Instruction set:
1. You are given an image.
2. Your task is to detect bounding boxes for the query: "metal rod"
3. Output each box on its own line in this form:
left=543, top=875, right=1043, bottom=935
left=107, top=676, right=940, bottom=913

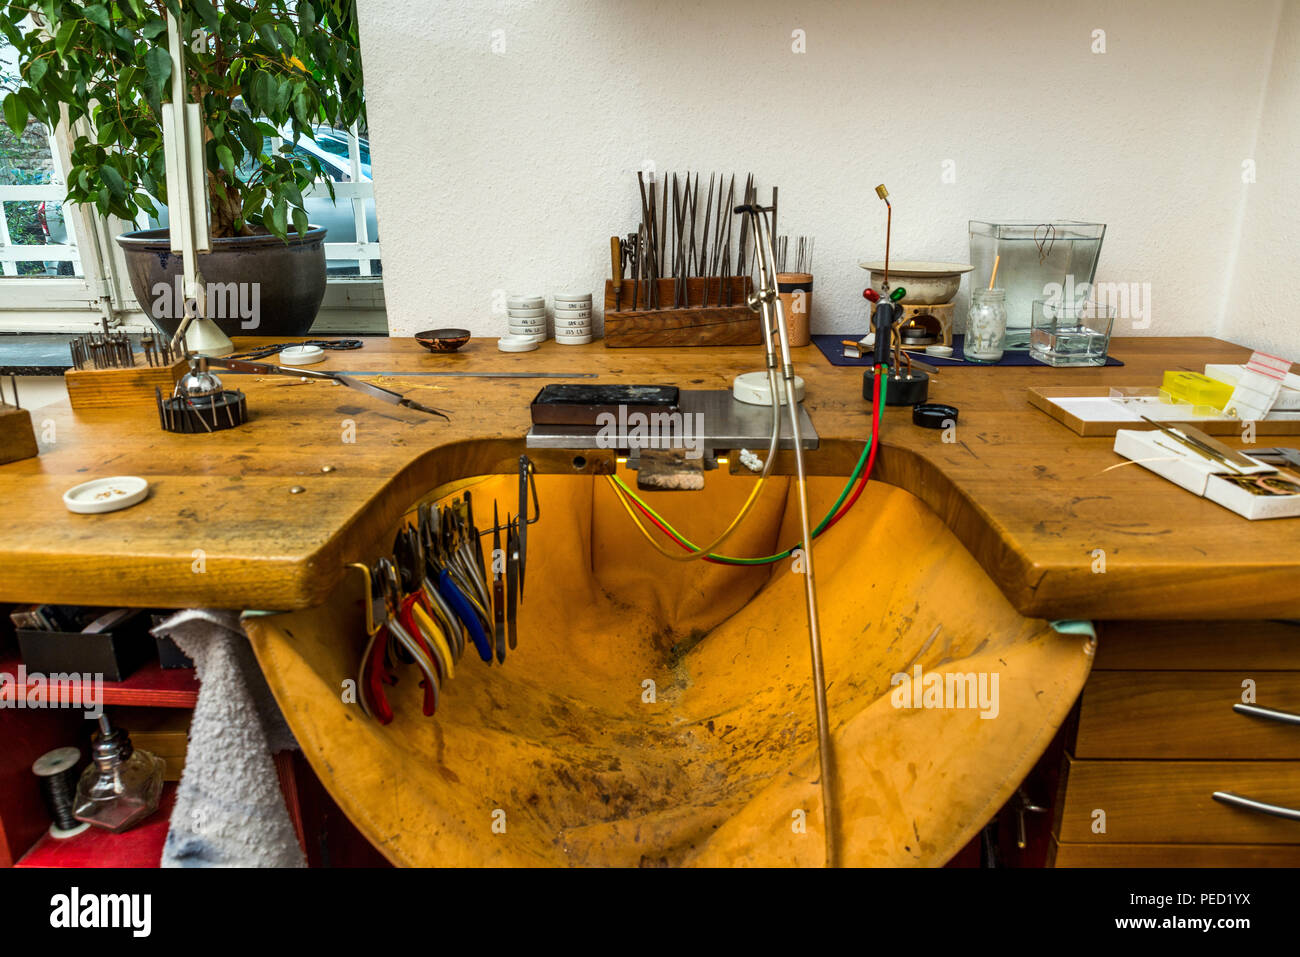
left=741, top=201, right=837, bottom=868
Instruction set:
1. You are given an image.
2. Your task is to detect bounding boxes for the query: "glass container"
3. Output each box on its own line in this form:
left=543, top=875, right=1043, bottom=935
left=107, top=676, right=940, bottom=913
left=969, top=221, right=1106, bottom=350
left=73, top=716, right=164, bottom=833
left=964, top=289, right=1007, bottom=363
left=1029, top=299, right=1115, bottom=367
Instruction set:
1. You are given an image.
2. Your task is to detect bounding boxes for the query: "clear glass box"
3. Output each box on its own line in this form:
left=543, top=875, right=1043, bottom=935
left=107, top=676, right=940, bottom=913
left=969, top=221, right=1106, bottom=350
left=1030, top=299, right=1115, bottom=367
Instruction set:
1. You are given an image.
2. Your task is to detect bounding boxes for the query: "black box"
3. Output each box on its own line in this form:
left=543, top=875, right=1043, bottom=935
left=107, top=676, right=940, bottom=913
left=153, top=635, right=194, bottom=670
left=16, top=610, right=154, bottom=682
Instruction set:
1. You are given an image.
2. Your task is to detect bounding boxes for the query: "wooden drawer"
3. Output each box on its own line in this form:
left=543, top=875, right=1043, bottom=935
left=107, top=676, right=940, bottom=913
left=1095, top=620, right=1300, bottom=671
left=1051, top=839, right=1300, bottom=867
left=1058, top=758, right=1300, bottom=844
left=1076, top=671, right=1300, bottom=759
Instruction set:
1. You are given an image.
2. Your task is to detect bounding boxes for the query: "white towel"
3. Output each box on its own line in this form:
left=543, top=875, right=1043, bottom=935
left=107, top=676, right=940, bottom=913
left=152, top=609, right=305, bottom=868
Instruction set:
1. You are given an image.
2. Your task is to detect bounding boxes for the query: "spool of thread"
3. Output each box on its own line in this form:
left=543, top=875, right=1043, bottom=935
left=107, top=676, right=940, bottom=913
left=32, top=746, right=89, bottom=838
left=777, top=272, right=813, bottom=347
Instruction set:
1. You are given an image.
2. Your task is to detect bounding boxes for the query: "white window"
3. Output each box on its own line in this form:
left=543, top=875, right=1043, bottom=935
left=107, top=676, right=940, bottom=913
left=0, top=31, right=385, bottom=334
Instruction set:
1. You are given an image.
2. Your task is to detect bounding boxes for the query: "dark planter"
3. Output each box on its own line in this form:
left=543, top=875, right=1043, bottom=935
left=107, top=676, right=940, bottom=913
left=116, top=226, right=328, bottom=338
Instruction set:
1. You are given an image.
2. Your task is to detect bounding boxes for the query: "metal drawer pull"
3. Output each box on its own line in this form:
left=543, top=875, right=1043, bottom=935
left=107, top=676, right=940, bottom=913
left=1233, top=703, right=1300, bottom=727
left=1212, top=791, right=1300, bottom=822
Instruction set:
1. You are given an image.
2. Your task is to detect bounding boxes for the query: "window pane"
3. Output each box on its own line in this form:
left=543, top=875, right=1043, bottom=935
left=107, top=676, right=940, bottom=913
left=0, top=38, right=78, bottom=278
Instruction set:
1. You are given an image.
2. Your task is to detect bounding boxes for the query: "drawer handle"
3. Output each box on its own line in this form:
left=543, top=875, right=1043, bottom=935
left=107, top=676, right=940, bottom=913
left=1212, top=791, right=1300, bottom=822
left=1233, top=703, right=1300, bottom=727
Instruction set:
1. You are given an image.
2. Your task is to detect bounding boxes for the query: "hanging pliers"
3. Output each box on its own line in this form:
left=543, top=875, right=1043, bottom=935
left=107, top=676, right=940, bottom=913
left=376, top=558, right=441, bottom=717
left=425, top=504, right=494, bottom=663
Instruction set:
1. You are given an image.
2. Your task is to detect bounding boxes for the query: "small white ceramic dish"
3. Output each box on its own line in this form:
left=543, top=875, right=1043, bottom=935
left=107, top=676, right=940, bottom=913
left=280, top=345, right=326, bottom=365
left=63, top=476, right=149, bottom=514
left=732, top=371, right=805, bottom=406
left=497, top=335, right=540, bottom=353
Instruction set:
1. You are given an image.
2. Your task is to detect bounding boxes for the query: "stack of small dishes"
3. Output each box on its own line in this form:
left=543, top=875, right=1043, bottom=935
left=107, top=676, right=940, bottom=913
left=552, top=292, right=593, bottom=344
left=507, top=294, right=547, bottom=343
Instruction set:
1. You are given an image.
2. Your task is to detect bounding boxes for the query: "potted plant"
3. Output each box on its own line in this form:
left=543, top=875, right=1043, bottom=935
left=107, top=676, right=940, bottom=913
left=1, top=0, right=365, bottom=336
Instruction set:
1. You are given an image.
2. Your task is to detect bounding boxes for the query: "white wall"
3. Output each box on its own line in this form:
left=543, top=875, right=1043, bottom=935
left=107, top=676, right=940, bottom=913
left=358, top=0, right=1288, bottom=346
left=1222, top=0, right=1299, bottom=358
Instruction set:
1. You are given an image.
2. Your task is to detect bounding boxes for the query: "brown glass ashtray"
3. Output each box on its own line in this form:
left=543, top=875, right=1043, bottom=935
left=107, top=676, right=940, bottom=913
left=414, top=328, right=471, bottom=353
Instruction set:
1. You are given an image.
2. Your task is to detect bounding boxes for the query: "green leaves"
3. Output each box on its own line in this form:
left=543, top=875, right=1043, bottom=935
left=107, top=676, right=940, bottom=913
left=190, top=0, right=222, bottom=34
left=143, top=45, right=172, bottom=90
left=83, top=5, right=112, bottom=31
left=216, top=143, right=236, bottom=172
left=2, top=93, right=29, bottom=135
left=0, top=0, right=367, bottom=240
left=54, top=19, right=78, bottom=61
left=100, top=164, right=126, bottom=200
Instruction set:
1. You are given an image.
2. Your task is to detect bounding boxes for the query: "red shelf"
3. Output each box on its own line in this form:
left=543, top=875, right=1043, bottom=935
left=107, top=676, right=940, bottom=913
left=0, top=655, right=198, bottom=708
left=15, top=784, right=176, bottom=868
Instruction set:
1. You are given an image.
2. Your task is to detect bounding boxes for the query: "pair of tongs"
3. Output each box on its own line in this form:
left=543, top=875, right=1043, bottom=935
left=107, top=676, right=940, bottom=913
left=199, top=355, right=451, bottom=420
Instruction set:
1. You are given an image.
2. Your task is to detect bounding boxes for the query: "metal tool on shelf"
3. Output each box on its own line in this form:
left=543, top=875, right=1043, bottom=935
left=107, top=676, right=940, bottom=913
left=197, top=355, right=451, bottom=420
left=70, top=320, right=179, bottom=371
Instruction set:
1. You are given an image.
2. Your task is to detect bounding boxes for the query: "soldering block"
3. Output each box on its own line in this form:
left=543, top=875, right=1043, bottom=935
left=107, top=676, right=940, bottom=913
left=0, top=404, right=38, bottom=463
left=65, top=355, right=187, bottom=411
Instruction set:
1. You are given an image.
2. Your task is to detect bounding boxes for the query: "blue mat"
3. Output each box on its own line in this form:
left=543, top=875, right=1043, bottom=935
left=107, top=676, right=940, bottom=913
left=811, top=334, right=1123, bottom=368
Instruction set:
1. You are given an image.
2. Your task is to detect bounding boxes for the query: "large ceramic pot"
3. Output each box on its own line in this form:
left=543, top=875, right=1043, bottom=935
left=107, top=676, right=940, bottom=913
left=116, top=226, right=328, bottom=338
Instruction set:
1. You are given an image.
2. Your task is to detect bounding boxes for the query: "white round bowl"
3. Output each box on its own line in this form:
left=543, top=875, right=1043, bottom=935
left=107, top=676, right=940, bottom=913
left=858, top=260, right=973, bottom=305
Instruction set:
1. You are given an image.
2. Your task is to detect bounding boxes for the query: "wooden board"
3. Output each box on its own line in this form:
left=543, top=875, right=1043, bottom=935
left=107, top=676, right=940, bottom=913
left=603, top=277, right=758, bottom=346
left=0, top=335, right=1298, bottom=619
left=64, top=355, right=186, bottom=411
left=1028, top=385, right=1300, bottom=437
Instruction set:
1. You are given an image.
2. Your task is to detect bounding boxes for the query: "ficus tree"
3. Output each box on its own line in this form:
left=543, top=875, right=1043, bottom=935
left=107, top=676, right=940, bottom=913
left=0, top=0, right=365, bottom=240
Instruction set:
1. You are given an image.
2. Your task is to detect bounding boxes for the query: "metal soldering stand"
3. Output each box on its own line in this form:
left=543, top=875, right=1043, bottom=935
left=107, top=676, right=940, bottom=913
left=738, top=202, right=837, bottom=868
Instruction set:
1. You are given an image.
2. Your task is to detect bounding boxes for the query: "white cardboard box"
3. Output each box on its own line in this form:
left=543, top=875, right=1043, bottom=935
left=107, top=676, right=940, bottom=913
left=1113, top=428, right=1300, bottom=520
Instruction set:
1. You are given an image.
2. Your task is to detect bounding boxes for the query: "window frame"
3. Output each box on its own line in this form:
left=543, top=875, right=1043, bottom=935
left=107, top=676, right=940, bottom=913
left=2, top=113, right=384, bottom=332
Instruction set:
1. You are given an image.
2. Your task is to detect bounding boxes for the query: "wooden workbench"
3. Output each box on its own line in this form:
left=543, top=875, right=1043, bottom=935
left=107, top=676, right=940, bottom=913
left=0, top=335, right=1295, bottom=620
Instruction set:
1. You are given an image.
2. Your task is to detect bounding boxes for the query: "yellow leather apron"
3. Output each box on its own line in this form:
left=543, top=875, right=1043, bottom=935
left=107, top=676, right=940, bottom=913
left=245, top=469, right=1092, bottom=866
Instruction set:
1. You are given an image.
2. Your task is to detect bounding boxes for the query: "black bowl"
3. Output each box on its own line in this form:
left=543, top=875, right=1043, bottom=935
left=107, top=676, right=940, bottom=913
left=414, top=328, right=471, bottom=353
